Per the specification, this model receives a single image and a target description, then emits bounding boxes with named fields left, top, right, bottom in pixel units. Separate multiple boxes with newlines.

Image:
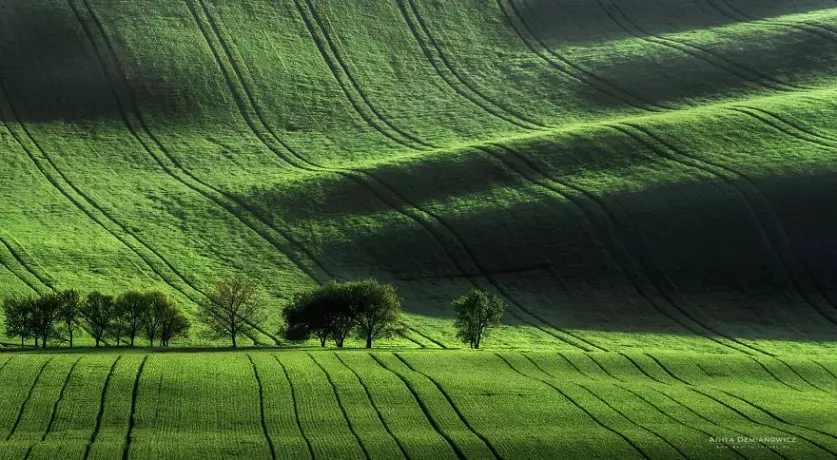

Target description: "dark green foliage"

left=199, top=275, right=264, bottom=348
left=30, top=293, right=62, bottom=348
left=160, top=305, right=190, bottom=347
left=82, top=292, right=114, bottom=347
left=115, top=291, right=149, bottom=347
left=55, top=289, right=81, bottom=347
left=452, top=289, right=506, bottom=349
left=283, top=279, right=402, bottom=348
left=2, top=296, right=33, bottom=347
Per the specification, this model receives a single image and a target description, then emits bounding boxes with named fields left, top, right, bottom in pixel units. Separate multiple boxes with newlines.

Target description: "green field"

left=1, top=0, right=837, bottom=456
left=0, top=350, right=833, bottom=459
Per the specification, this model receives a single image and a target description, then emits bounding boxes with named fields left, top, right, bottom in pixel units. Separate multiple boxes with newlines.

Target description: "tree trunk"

left=366, top=335, right=373, bottom=349
left=95, top=337, right=100, bottom=347
left=20, top=336, right=24, bottom=348
left=130, top=335, right=135, bottom=347
left=69, top=328, right=74, bottom=348
left=149, top=338, right=154, bottom=347
left=42, top=333, right=48, bottom=348
left=34, top=336, right=39, bottom=348
left=231, top=333, right=237, bottom=348
left=319, top=336, right=326, bottom=347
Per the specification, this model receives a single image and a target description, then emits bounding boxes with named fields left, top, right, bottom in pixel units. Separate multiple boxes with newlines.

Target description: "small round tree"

left=452, top=288, right=506, bottom=349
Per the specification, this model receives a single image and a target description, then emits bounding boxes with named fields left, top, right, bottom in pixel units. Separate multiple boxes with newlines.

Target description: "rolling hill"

left=1, top=0, right=837, bottom=353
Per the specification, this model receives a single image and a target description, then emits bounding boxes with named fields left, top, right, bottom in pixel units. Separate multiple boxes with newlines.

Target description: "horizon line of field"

left=1, top=0, right=833, bottom=348
left=0, top=351, right=835, bottom=459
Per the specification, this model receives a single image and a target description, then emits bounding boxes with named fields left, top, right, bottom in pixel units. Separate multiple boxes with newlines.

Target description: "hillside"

left=1, top=0, right=837, bottom=352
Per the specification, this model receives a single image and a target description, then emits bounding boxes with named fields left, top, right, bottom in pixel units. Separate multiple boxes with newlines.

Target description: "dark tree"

left=81, top=292, right=114, bottom=347
left=31, top=294, right=61, bottom=348
left=3, top=296, right=34, bottom=347
left=160, top=304, right=189, bottom=347
left=115, top=291, right=148, bottom=347
left=56, top=289, right=81, bottom=347
left=199, top=275, right=263, bottom=348
left=452, top=288, right=506, bottom=349
left=283, top=291, right=331, bottom=347
left=350, top=279, right=403, bottom=349
left=141, top=291, right=169, bottom=347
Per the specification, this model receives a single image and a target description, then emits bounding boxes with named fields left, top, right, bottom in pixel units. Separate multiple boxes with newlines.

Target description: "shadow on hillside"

left=514, top=0, right=835, bottom=44
left=0, top=1, right=188, bottom=124
left=242, top=143, right=837, bottom=341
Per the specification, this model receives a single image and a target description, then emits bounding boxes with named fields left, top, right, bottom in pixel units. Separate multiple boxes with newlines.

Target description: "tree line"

left=2, top=276, right=506, bottom=349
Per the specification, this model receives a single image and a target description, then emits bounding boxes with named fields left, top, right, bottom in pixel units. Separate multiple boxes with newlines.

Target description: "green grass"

left=0, top=350, right=832, bottom=459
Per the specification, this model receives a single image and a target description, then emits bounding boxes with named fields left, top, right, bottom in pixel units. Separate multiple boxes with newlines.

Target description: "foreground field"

left=0, top=350, right=833, bottom=459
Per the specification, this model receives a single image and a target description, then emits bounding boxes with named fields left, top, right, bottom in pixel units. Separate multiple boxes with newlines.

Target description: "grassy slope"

left=0, top=350, right=834, bottom=459
left=0, top=0, right=836, bottom=351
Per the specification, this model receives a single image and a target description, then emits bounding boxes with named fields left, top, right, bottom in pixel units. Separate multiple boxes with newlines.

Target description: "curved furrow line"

left=601, top=0, right=809, bottom=92
left=0, top=235, right=53, bottom=293
left=582, top=354, right=786, bottom=456
left=484, top=144, right=748, bottom=352
left=271, top=354, right=315, bottom=460
left=392, top=353, right=502, bottom=460
left=121, top=355, right=148, bottom=460
left=75, top=0, right=334, bottom=286
left=399, top=324, right=443, bottom=349
left=193, top=0, right=586, bottom=349
left=641, top=109, right=837, bottom=314
left=709, top=0, right=837, bottom=46
left=769, top=356, right=832, bottom=394
left=368, top=354, right=465, bottom=460
left=811, top=360, right=837, bottom=382
left=555, top=352, right=598, bottom=379
left=693, top=387, right=837, bottom=455
left=398, top=0, right=543, bottom=131
left=291, top=0, right=433, bottom=150
left=247, top=355, right=277, bottom=460
left=191, top=0, right=596, bottom=351
left=83, top=355, right=121, bottom=460
left=648, top=354, right=837, bottom=451
left=497, top=0, right=670, bottom=112
left=740, top=106, right=837, bottom=143
left=744, top=357, right=802, bottom=392
left=615, top=122, right=837, bottom=333
left=42, top=357, right=83, bottom=441
left=307, top=353, right=372, bottom=460
left=645, top=387, right=786, bottom=458
left=522, top=354, right=690, bottom=458
left=6, top=358, right=53, bottom=441
left=333, top=353, right=410, bottom=460
left=494, top=353, right=650, bottom=459
left=573, top=382, right=688, bottom=460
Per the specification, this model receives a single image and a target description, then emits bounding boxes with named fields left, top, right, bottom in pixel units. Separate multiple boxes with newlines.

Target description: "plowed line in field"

left=710, top=0, right=837, bottom=46
left=296, top=0, right=433, bottom=150
left=740, top=106, right=837, bottom=143
left=369, top=354, right=465, bottom=460
left=489, top=143, right=740, bottom=352
left=192, top=0, right=592, bottom=350
left=494, top=353, right=649, bottom=459
left=602, top=0, right=806, bottom=92
left=76, top=0, right=332, bottom=287
left=83, top=356, right=121, bottom=460
left=393, top=353, right=501, bottom=459
left=247, top=355, right=277, bottom=460
left=745, top=357, right=802, bottom=392
left=333, top=353, right=410, bottom=460
left=621, top=119, right=837, bottom=324
left=308, top=353, right=371, bottom=460
left=21, top=357, right=84, bottom=460
left=0, top=357, right=15, bottom=376
left=498, top=0, right=669, bottom=112
left=7, top=358, right=53, bottom=441
left=591, top=354, right=791, bottom=456
left=811, top=360, right=837, bottom=382
left=272, top=355, right=315, bottom=460
left=770, top=357, right=832, bottom=393
left=192, top=3, right=563, bottom=346
left=398, top=0, right=543, bottom=130
left=0, top=235, right=53, bottom=293
left=650, top=354, right=837, bottom=452
left=121, top=355, right=148, bottom=460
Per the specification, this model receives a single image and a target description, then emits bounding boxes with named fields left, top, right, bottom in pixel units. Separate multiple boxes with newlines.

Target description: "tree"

left=141, top=291, right=169, bottom=347
left=30, top=294, right=61, bottom=348
left=283, top=290, right=332, bottom=347
left=81, top=292, right=114, bottom=347
left=199, top=275, right=263, bottom=348
left=160, top=304, right=189, bottom=347
left=3, top=296, right=34, bottom=347
left=115, top=291, right=148, bottom=347
left=452, top=288, right=506, bottom=349
left=350, top=280, right=403, bottom=348
left=56, top=289, right=81, bottom=347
